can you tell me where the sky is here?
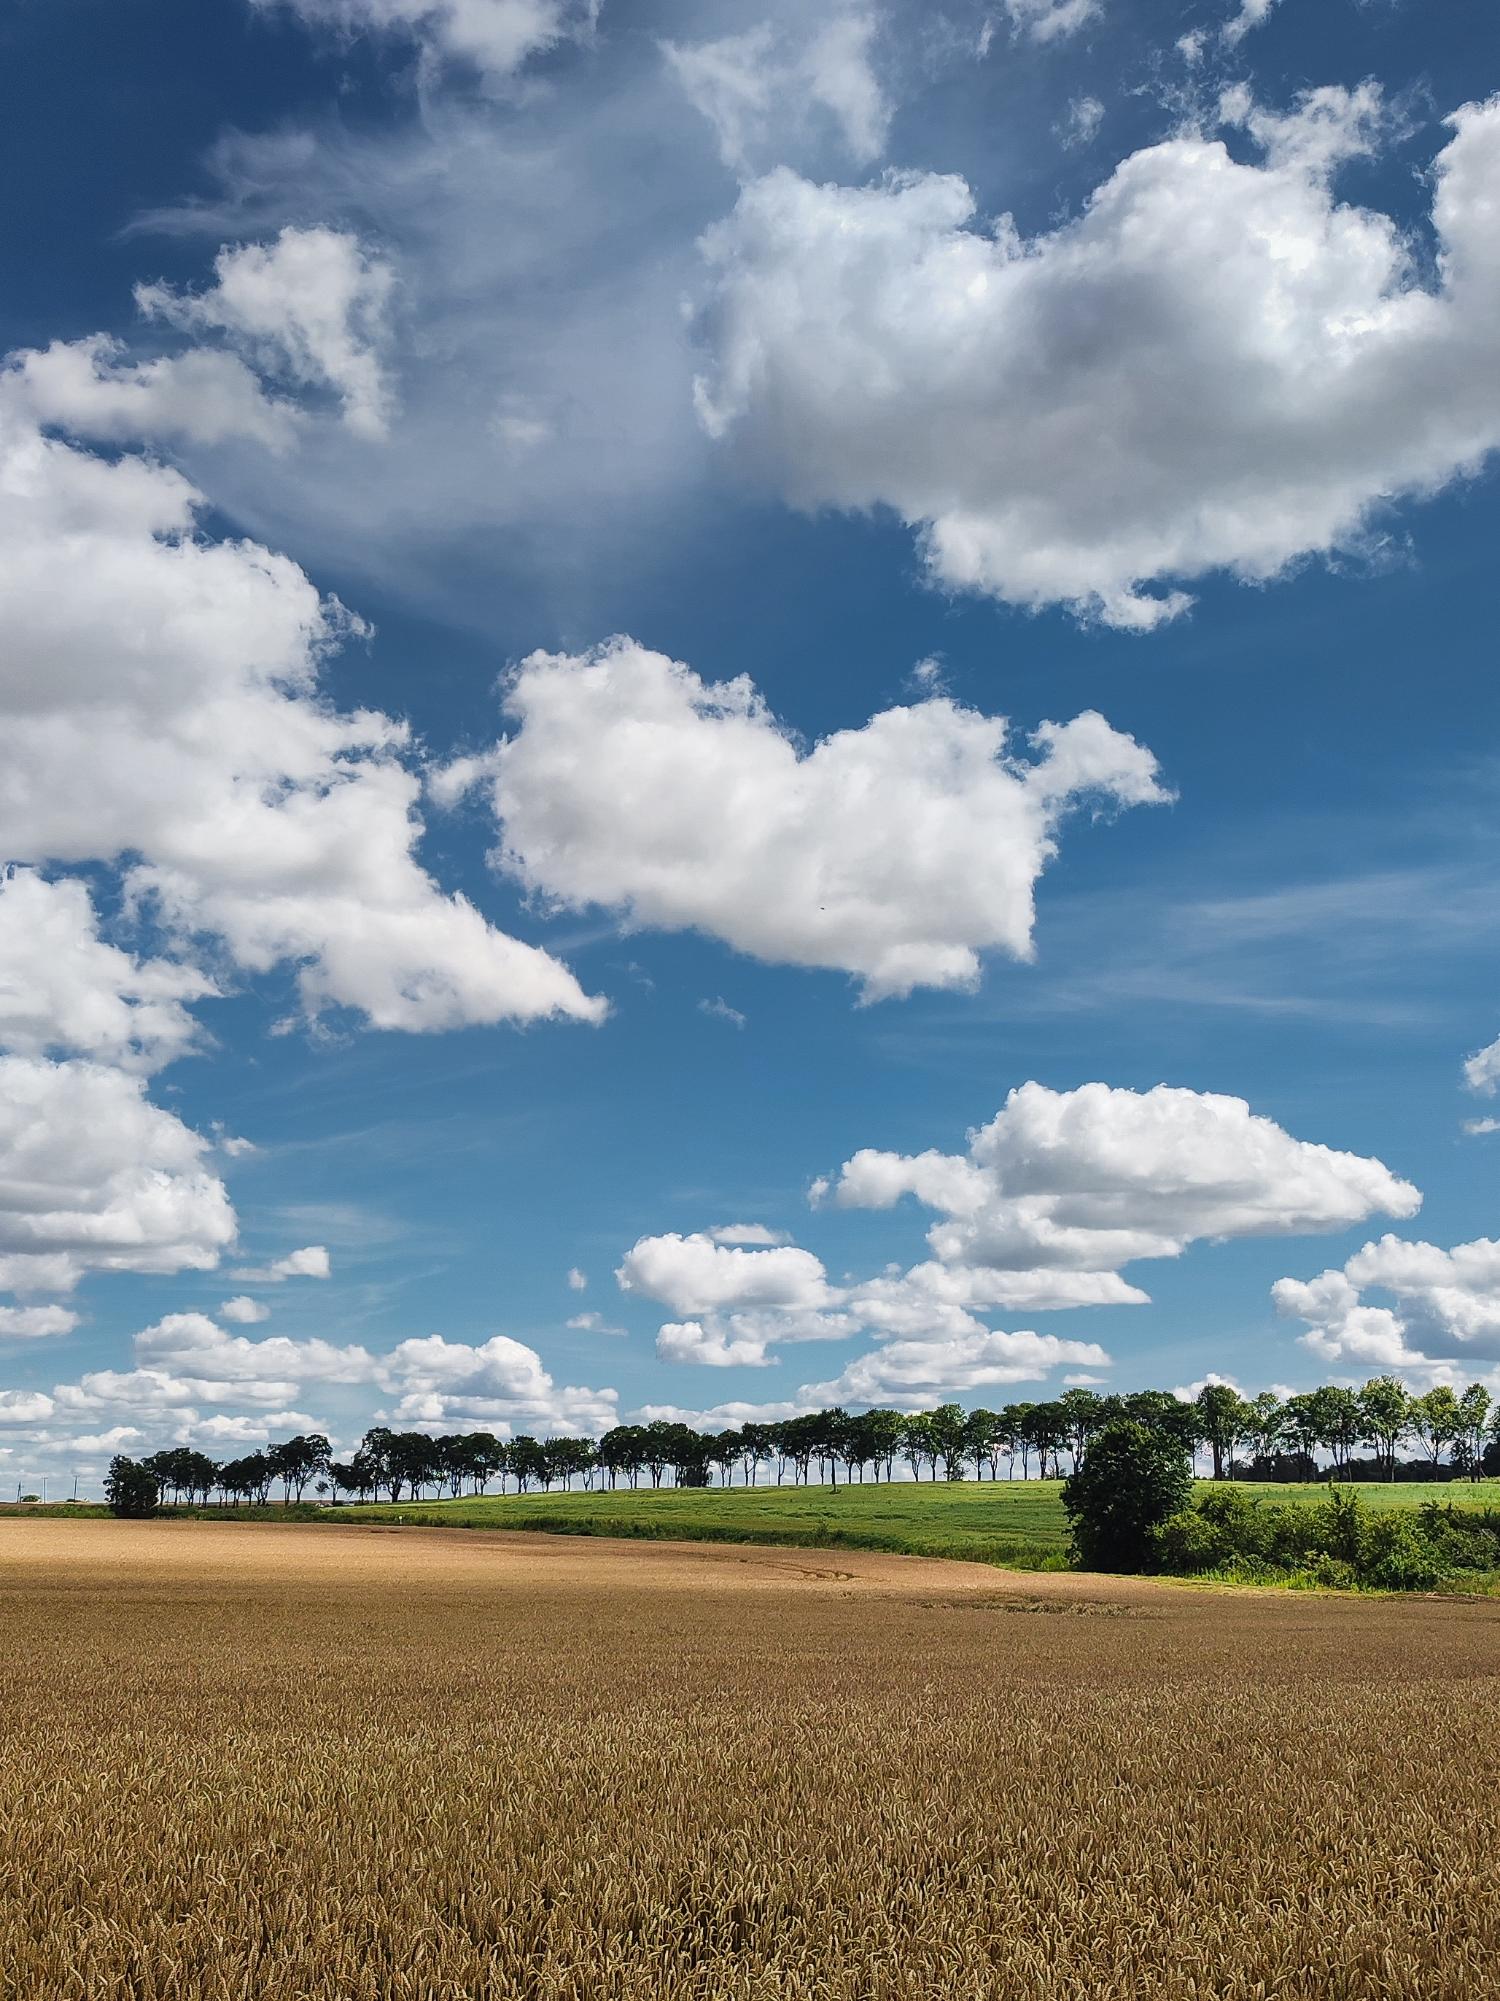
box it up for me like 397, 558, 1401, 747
0, 0, 1498, 1491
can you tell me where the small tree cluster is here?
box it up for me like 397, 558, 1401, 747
104, 1456, 161, 1519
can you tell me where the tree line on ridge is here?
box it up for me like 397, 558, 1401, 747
101, 1375, 1500, 1513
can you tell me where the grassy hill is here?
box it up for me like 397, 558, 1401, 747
336, 1479, 1074, 1567
331, 1476, 1500, 1571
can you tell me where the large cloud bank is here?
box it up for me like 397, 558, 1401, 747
0, 370, 602, 1036
0, 247, 608, 1331
695, 88, 1500, 628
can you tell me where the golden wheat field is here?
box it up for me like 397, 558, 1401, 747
1, 1522, 1497, 2001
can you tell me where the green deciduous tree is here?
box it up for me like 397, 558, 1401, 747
863, 1408, 903, 1481
1307, 1386, 1362, 1476
899, 1412, 937, 1481
1358, 1377, 1411, 1482
508, 1434, 546, 1493
1245, 1391, 1284, 1464
1057, 1388, 1105, 1471
389, 1431, 441, 1499
1457, 1385, 1491, 1480
1410, 1387, 1462, 1470
1194, 1383, 1246, 1481
1280, 1393, 1322, 1469
598, 1424, 645, 1489
1061, 1420, 1193, 1573
928, 1403, 968, 1481
268, 1433, 332, 1504
1023, 1400, 1069, 1479
963, 1408, 998, 1480
104, 1456, 159, 1519
1121, 1390, 1198, 1453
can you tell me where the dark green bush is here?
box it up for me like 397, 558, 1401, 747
1151, 1507, 1223, 1573
1415, 1502, 1500, 1572
1151, 1486, 1500, 1592
1359, 1511, 1449, 1591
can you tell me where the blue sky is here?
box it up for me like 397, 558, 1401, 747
0, 0, 1498, 1486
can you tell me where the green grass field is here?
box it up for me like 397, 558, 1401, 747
332, 1476, 1500, 1571
336, 1479, 1073, 1567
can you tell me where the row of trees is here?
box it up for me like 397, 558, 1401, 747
137, 1436, 335, 1507
104, 1376, 1500, 1514
1192, 1379, 1497, 1482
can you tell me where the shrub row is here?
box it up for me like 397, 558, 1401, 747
1151, 1487, 1500, 1591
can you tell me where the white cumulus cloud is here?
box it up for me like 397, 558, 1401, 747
0, 389, 604, 1036
656, 1305, 855, 1369
133, 1311, 376, 1385
0, 1391, 59, 1424
566, 1310, 625, 1336
453, 636, 1167, 999
6, 336, 297, 451
617, 1231, 834, 1317
0, 1305, 80, 1339
619, 1228, 854, 1369
0, 1058, 236, 1294
694, 90, 1500, 629
188, 1409, 321, 1443
219, 1296, 271, 1324
230, 1245, 332, 1283
621, 1079, 1412, 1394
137, 228, 396, 439
51, 1368, 302, 1415
0, 870, 213, 1074
828, 1081, 1420, 1305
846, 1257, 1147, 1334
801, 1328, 1112, 1407
656, 1319, 776, 1369
1275, 1235, 1500, 1379
633, 1398, 810, 1428
1464, 1033, 1500, 1094
381, 1331, 617, 1433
